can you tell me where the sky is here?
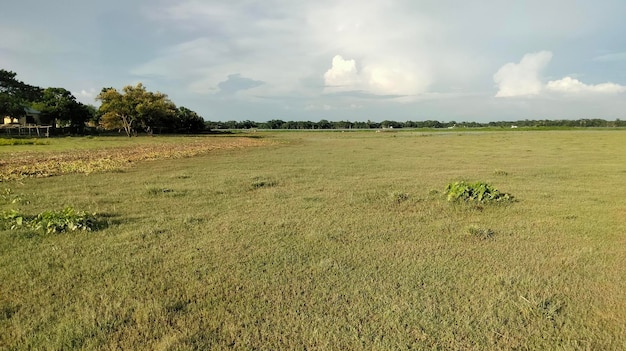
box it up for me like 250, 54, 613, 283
1, 0, 626, 122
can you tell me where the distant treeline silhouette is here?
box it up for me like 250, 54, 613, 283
206, 118, 626, 130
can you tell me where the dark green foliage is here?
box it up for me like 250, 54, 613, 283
175, 106, 206, 133
250, 177, 278, 189
0, 69, 43, 117
146, 187, 174, 195
1, 207, 97, 234
445, 181, 514, 203
32, 87, 94, 132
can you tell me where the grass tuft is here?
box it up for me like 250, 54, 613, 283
467, 225, 495, 240
250, 176, 278, 189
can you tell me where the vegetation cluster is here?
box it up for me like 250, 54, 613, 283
0, 70, 205, 136
3, 69, 624, 139
445, 181, 514, 203
208, 117, 626, 130
1, 207, 97, 235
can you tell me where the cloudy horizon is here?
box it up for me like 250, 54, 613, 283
2, 0, 626, 122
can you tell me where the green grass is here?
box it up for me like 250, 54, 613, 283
0, 137, 49, 146
0, 131, 625, 349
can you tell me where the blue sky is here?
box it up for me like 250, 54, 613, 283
2, 0, 626, 122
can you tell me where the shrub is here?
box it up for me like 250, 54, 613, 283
1, 207, 97, 234
33, 207, 97, 234
445, 181, 514, 203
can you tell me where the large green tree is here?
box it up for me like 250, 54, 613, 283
32, 87, 93, 132
0, 69, 42, 117
97, 83, 176, 137
175, 106, 205, 133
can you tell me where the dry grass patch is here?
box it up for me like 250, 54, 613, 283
0, 136, 269, 181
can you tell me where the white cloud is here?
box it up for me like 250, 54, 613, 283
546, 77, 626, 94
494, 51, 626, 98
363, 59, 426, 96
323, 55, 428, 97
494, 51, 552, 97
593, 52, 626, 62
323, 55, 361, 92
73, 89, 98, 104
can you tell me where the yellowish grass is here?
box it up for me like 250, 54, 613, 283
0, 136, 269, 181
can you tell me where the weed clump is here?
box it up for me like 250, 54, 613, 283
389, 191, 410, 204
251, 177, 278, 189
445, 181, 514, 203
467, 226, 495, 240
1, 207, 97, 234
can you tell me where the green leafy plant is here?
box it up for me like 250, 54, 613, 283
32, 207, 97, 234
1, 207, 97, 234
445, 181, 514, 203
1, 209, 24, 230
0, 188, 27, 205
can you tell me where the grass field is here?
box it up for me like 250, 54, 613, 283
0, 130, 625, 350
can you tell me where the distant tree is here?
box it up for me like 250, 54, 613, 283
85, 104, 99, 126
32, 87, 93, 132
97, 83, 176, 137
317, 119, 332, 129
175, 106, 205, 133
264, 119, 285, 129
332, 120, 352, 129
0, 69, 42, 117
239, 120, 258, 129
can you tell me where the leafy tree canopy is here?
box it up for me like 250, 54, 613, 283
0, 69, 42, 117
97, 83, 177, 137
31, 87, 93, 131
176, 106, 205, 133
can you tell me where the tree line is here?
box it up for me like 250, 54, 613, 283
3, 69, 624, 136
208, 118, 626, 130
0, 69, 205, 136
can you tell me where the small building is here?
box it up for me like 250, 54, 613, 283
2, 107, 50, 137
2, 107, 42, 126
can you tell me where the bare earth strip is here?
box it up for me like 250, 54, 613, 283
0, 137, 269, 181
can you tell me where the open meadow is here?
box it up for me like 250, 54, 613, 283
0, 130, 625, 350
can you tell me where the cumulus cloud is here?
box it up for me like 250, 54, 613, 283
323, 55, 361, 91
493, 51, 552, 97
546, 77, 626, 94
494, 51, 626, 98
323, 55, 427, 97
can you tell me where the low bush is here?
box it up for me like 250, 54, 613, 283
445, 181, 514, 203
1, 207, 97, 234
